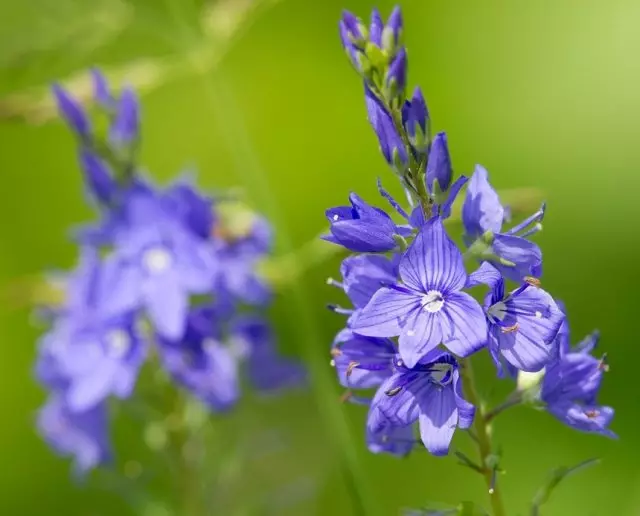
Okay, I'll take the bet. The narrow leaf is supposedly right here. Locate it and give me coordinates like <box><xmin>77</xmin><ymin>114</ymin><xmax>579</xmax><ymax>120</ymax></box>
<box><xmin>530</xmin><ymin>458</ymin><xmax>601</xmax><ymax>515</ymax></box>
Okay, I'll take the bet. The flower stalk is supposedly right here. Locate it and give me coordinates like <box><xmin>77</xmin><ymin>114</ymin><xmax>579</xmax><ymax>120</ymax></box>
<box><xmin>459</xmin><ymin>358</ymin><xmax>506</xmax><ymax>516</ymax></box>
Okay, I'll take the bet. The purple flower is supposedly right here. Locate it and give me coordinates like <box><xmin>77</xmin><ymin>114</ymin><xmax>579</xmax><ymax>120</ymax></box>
<box><xmin>339</xmin><ymin>11</ymin><xmax>367</xmax><ymax>71</ymax></box>
<box><xmin>462</xmin><ymin>165</ymin><xmax>544</xmax><ymax>281</ymax></box>
<box><xmin>339</xmin><ymin>253</ymin><xmax>399</xmax><ymax>309</ymax></box>
<box><xmin>424</xmin><ymin>132</ymin><xmax>468</xmax><ymax>219</ymax></box>
<box><xmin>538</xmin><ymin>304</ymin><xmax>613</xmax><ymax>437</ymax></box>
<box><xmin>36</xmin><ymin>249</ymin><xmax>145</xmax><ymax>411</ymax></box>
<box><xmin>385</xmin><ymin>48</ymin><xmax>407</xmax><ymax>97</ymax></box>
<box><xmin>230</xmin><ymin>316</ymin><xmax>306</xmax><ymax>393</ymax></box>
<box><xmin>367</xmin><ymin>350</ymin><xmax>474</xmax><ymax>456</ymax></box>
<box><xmin>78</xmin><ymin>149</ymin><xmax>115</xmax><ymax>205</ymax></box>
<box><xmin>365</xmin><ymin>87</ymin><xmax>408</xmax><ymax>171</ymax></box>
<box><xmin>37</xmin><ymin>395</ymin><xmax>111</xmax><ymax>475</ymax></box>
<box><xmin>89</xmin><ymin>182</ymin><xmax>218</xmax><ymax>339</ymax></box>
<box><xmin>214</xmin><ymin>214</ymin><xmax>272</xmax><ymax>307</ymax></box>
<box><xmin>369</xmin><ymin>9</ymin><xmax>384</xmax><ymax>46</ymax></box>
<box><xmin>159</xmin><ymin>307</ymin><xmax>239</xmax><ymax>411</ymax></box>
<box><xmin>331</xmin><ymin>329</ymin><xmax>396</xmax><ymax>389</ymax></box>
<box><xmin>402</xmin><ymin>87</ymin><xmax>429</xmax><ymax>153</ymax></box>
<box><xmin>351</xmin><ymin>217</ymin><xmax>488</xmax><ymax>368</ymax></box>
<box><xmin>426</xmin><ymin>132</ymin><xmax>452</xmax><ymax>194</ymax></box>
<box><xmin>90</xmin><ymin>68</ymin><xmax>112</xmax><ymax>107</ymax></box>
<box><xmin>52</xmin><ymin>84</ymin><xmax>90</xmax><ymax>138</ymax></box>
<box><xmin>382</xmin><ymin>6</ymin><xmax>403</xmax><ymax>54</ymax></box>
<box><xmin>482</xmin><ymin>265</ymin><xmax>564</xmax><ymax>373</ymax></box>
<box><xmin>323</xmin><ymin>192</ymin><xmax>408</xmax><ymax>253</ymax></box>
<box><xmin>109</xmin><ymin>86</ymin><xmax>139</xmax><ymax>146</ymax></box>
<box><xmin>541</xmin><ymin>347</ymin><xmax>614</xmax><ymax>437</ymax></box>
<box><xmin>367</xmin><ymin>420</ymin><xmax>414</xmax><ymax>457</ymax></box>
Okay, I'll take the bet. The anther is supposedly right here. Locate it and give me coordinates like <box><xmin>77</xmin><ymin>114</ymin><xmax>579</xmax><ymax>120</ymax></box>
<box><xmin>346</xmin><ymin>361</ymin><xmax>360</xmax><ymax>377</ymax></box>
<box><xmin>501</xmin><ymin>323</ymin><xmax>519</xmax><ymax>334</ymax></box>
<box><xmin>385</xmin><ymin>386</ymin><xmax>403</xmax><ymax>397</ymax></box>
<box><xmin>340</xmin><ymin>391</ymin><xmax>353</xmax><ymax>403</ymax></box>
<box><xmin>585</xmin><ymin>409</ymin><xmax>599</xmax><ymax>419</ymax></box>
<box><xmin>524</xmin><ymin>276</ymin><xmax>541</xmax><ymax>287</ymax></box>
<box><xmin>598</xmin><ymin>354</ymin><xmax>609</xmax><ymax>372</ymax></box>
<box><xmin>330</xmin><ymin>348</ymin><xmax>342</xmax><ymax>357</ymax></box>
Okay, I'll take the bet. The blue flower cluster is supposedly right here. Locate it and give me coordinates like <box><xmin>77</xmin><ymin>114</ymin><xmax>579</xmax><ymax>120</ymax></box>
<box><xmin>35</xmin><ymin>71</ymin><xmax>305</xmax><ymax>475</ymax></box>
<box><xmin>328</xmin><ymin>7</ymin><xmax>614</xmax><ymax>458</ymax></box>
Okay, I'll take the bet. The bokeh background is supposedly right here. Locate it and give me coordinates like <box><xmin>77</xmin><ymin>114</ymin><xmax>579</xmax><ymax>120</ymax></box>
<box><xmin>1</xmin><ymin>0</ymin><xmax>639</xmax><ymax>514</ymax></box>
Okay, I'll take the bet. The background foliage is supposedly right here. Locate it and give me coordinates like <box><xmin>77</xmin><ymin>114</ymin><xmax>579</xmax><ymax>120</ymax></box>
<box><xmin>0</xmin><ymin>0</ymin><xmax>639</xmax><ymax>514</ymax></box>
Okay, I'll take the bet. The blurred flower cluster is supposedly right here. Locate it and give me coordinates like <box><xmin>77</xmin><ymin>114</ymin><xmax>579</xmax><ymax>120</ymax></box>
<box><xmin>326</xmin><ymin>6</ymin><xmax>614</xmax><ymax>508</ymax></box>
<box><xmin>34</xmin><ymin>70</ymin><xmax>305</xmax><ymax>475</ymax></box>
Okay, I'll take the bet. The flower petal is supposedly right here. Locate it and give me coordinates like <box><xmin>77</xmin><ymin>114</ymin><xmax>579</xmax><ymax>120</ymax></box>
<box><xmin>398</xmin><ymin>310</ymin><xmax>444</xmax><ymax>368</ymax></box>
<box><xmin>495</xmin><ymin>286</ymin><xmax>564</xmax><ymax>371</ymax></box>
<box><xmin>351</xmin><ymin>287</ymin><xmax>418</xmax><ymax>337</ymax></box>
<box><xmin>462</xmin><ymin>165</ymin><xmax>505</xmax><ymax>240</ymax></box>
<box><xmin>452</xmin><ymin>370</ymin><xmax>475</xmax><ymax>429</ymax></box>
<box><xmin>400</xmin><ymin>217</ymin><xmax>466</xmax><ymax>293</ymax></box>
<box><xmin>465</xmin><ymin>261</ymin><xmax>502</xmax><ymax>290</ymax></box>
<box><xmin>418</xmin><ymin>384</ymin><xmax>457</xmax><ymax>456</ymax></box>
<box><xmin>143</xmin><ymin>271</ymin><xmax>188</xmax><ymax>340</ymax></box>
<box><xmin>368</xmin><ymin>374</ymin><xmax>424</xmax><ymax>428</ymax></box>
<box><xmin>66</xmin><ymin>359</ymin><xmax>119</xmax><ymax>412</ymax></box>
<box><xmin>442</xmin><ymin>292</ymin><xmax>488</xmax><ymax>357</ymax></box>
<box><xmin>490</xmin><ymin>233</ymin><xmax>543</xmax><ymax>282</ymax></box>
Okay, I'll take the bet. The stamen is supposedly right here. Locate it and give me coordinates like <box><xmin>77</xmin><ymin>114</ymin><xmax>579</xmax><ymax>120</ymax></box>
<box><xmin>330</xmin><ymin>348</ymin><xmax>342</xmax><ymax>357</ymax></box>
<box><xmin>385</xmin><ymin>386</ymin><xmax>403</xmax><ymax>397</ymax></box>
<box><xmin>519</xmin><ymin>223</ymin><xmax>542</xmax><ymax>238</ymax></box>
<box><xmin>346</xmin><ymin>361</ymin><xmax>360</xmax><ymax>377</ymax></box>
<box><xmin>327</xmin><ymin>304</ymin><xmax>354</xmax><ymax>315</ymax></box>
<box><xmin>524</xmin><ymin>276</ymin><xmax>541</xmax><ymax>287</ymax></box>
<box><xmin>326</xmin><ymin>278</ymin><xmax>344</xmax><ymax>288</ymax></box>
<box><xmin>501</xmin><ymin>323</ymin><xmax>519</xmax><ymax>334</ymax></box>
<box><xmin>340</xmin><ymin>391</ymin><xmax>353</xmax><ymax>403</ymax></box>
<box><xmin>598</xmin><ymin>354</ymin><xmax>610</xmax><ymax>372</ymax></box>
<box><xmin>585</xmin><ymin>409</ymin><xmax>599</xmax><ymax>419</ymax></box>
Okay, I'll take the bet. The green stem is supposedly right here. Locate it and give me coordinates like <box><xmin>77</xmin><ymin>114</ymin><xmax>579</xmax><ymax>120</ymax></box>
<box><xmin>459</xmin><ymin>359</ymin><xmax>507</xmax><ymax>516</ymax></box>
<box><xmin>170</xmin><ymin>392</ymin><xmax>205</xmax><ymax>516</ymax></box>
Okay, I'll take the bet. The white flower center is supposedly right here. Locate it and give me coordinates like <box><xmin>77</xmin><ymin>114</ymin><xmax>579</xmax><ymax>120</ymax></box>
<box><xmin>332</xmin><ymin>214</ymin><xmax>339</xmax><ymax>221</ymax></box>
<box><xmin>421</xmin><ymin>290</ymin><xmax>444</xmax><ymax>313</ymax></box>
<box><xmin>488</xmin><ymin>301</ymin><xmax>507</xmax><ymax>322</ymax></box>
<box><xmin>535</xmin><ymin>310</ymin><xmax>543</xmax><ymax>319</ymax></box>
<box><xmin>224</xmin><ymin>336</ymin><xmax>250</xmax><ymax>360</ymax></box>
<box><xmin>105</xmin><ymin>329</ymin><xmax>131</xmax><ymax>358</ymax></box>
<box><xmin>142</xmin><ymin>246</ymin><xmax>173</xmax><ymax>274</ymax></box>
<box><xmin>430</xmin><ymin>363</ymin><xmax>454</xmax><ymax>386</ymax></box>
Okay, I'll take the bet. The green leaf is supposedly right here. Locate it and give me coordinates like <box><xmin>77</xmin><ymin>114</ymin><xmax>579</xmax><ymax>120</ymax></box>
<box><xmin>530</xmin><ymin>458</ymin><xmax>601</xmax><ymax>515</ymax></box>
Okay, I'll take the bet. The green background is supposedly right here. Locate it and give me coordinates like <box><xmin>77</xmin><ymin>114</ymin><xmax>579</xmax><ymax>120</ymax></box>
<box><xmin>0</xmin><ymin>0</ymin><xmax>638</xmax><ymax>514</ymax></box>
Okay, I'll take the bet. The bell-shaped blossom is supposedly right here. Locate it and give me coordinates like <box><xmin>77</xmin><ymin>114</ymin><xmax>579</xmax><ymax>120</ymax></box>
<box><xmin>364</xmin><ymin>87</ymin><xmax>408</xmax><ymax>171</ymax></box>
<box><xmin>159</xmin><ymin>307</ymin><xmax>239</xmax><ymax>412</ymax></box>
<box><xmin>462</xmin><ymin>165</ymin><xmax>544</xmax><ymax>281</ymax></box>
<box><xmin>37</xmin><ymin>395</ymin><xmax>111</xmax><ymax>475</ymax></box>
<box><xmin>351</xmin><ymin>217</ymin><xmax>487</xmax><ymax>368</ymax></box>
<box><xmin>331</xmin><ymin>329</ymin><xmax>396</xmax><ymax>389</ymax></box>
<box><xmin>323</xmin><ymin>192</ymin><xmax>409</xmax><ymax>252</ymax></box>
<box><xmin>540</xmin><ymin>308</ymin><xmax>614</xmax><ymax>437</ymax></box>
